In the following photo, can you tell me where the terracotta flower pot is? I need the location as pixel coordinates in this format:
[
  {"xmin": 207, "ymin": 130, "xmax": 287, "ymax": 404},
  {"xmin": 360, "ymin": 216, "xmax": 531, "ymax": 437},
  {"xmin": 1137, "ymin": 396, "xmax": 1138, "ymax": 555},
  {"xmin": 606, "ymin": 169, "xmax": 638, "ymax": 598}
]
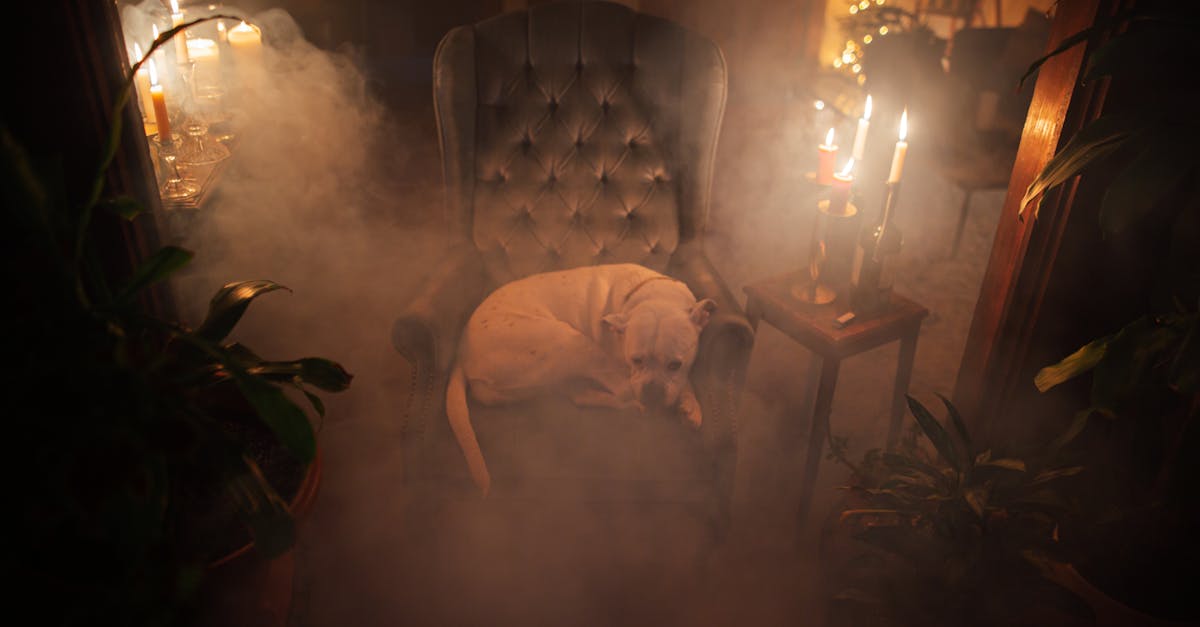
[{"xmin": 196, "ymin": 448, "xmax": 323, "ymax": 627}]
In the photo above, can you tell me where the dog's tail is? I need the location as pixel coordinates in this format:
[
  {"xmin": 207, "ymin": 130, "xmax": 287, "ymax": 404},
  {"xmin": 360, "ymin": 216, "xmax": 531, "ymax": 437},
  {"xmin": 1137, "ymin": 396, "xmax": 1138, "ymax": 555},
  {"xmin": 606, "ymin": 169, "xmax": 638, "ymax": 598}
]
[{"xmin": 445, "ymin": 364, "xmax": 491, "ymax": 496}]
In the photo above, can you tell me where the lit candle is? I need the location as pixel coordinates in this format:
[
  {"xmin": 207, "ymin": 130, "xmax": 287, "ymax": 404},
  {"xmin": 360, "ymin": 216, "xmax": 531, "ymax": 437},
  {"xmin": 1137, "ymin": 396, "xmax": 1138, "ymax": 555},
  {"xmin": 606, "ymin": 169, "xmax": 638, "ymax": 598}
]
[
  {"xmin": 850, "ymin": 94, "xmax": 872, "ymax": 161},
  {"xmin": 169, "ymin": 0, "xmax": 189, "ymax": 64},
  {"xmin": 149, "ymin": 59, "xmax": 172, "ymax": 142},
  {"xmin": 829, "ymin": 158, "xmax": 855, "ymax": 216},
  {"xmin": 887, "ymin": 109, "xmax": 909, "ymax": 184},
  {"xmin": 132, "ymin": 43, "xmax": 155, "ymax": 123},
  {"xmin": 817, "ymin": 127, "xmax": 837, "ymax": 185},
  {"xmin": 216, "ymin": 20, "xmax": 227, "ymax": 43},
  {"xmin": 228, "ymin": 21, "xmax": 263, "ymax": 65},
  {"xmin": 186, "ymin": 38, "xmax": 221, "ymax": 86}
]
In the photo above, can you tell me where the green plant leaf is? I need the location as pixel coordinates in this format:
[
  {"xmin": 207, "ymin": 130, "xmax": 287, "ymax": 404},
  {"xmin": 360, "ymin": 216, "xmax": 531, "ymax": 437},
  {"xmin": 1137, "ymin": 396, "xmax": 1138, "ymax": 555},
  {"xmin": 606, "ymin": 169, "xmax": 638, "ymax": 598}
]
[
  {"xmin": 1169, "ymin": 316, "xmax": 1200, "ymax": 393},
  {"xmin": 1090, "ymin": 316, "xmax": 1182, "ymax": 412},
  {"xmin": 298, "ymin": 386, "xmax": 326, "ymax": 418},
  {"xmin": 963, "ymin": 484, "xmax": 989, "ymax": 518},
  {"xmin": 977, "ymin": 458, "xmax": 1027, "ymax": 472},
  {"xmin": 1035, "ymin": 336, "xmax": 1111, "ymax": 392},
  {"xmin": 1018, "ymin": 27, "xmax": 1094, "ymax": 90},
  {"xmin": 1083, "ymin": 28, "xmax": 1169, "ymax": 84},
  {"xmin": 234, "ymin": 374, "xmax": 316, "ymax": 463},
  {"xmin": 244, "ymin": 358, "xmax": 352, "ymax": 392},
  {"xmin": 115, "ymin": 246, "xmax": 193, "ymax": 303},
  {"xmin": 1047, "ymin": 408, "xmax": 1095, "ymax": 451},
  {"xmin": 226, "ymin": 455, "xmax": 296, "ymax": 559},
  {"xmin": 1031, "ymin": 466, "xmax": 1084, "ymax": 485},
  {"xmin": 195, "ymin": 280, "xmax": 289, "ymax": 343},
  {"xmin": 97, "ymin": 195, "xmax": 144, "ymax": 220},
  {"xmin": 905, "ymin": 396, "xmax": 962, "ymax": 472},
  {"xmin": 936, "ymin": 394, "xmax": 971, "ymax": 455},
  {"xmin": 1021, "ymin": 116, "xmax": 1136, "ymax": 217},
  {"xmin": 1099, "ymin": 138, "xmax": 1193, "ymax": 233}
]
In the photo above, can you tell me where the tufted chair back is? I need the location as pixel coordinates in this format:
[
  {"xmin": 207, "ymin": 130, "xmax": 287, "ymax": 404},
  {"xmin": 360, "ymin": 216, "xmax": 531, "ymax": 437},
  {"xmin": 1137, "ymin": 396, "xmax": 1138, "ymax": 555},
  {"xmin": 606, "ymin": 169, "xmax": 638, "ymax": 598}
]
[{"xmin": 433, "ymin": 1, "xmax": 726, "ymax": 286}]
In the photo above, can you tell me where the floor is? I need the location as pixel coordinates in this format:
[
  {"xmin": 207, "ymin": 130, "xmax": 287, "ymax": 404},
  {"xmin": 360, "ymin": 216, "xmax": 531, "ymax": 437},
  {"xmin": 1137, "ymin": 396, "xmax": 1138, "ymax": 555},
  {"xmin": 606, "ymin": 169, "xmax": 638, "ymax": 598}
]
[{"xmin": 165, "ymin": 36, "xmax": 1006, "ymax": 624}]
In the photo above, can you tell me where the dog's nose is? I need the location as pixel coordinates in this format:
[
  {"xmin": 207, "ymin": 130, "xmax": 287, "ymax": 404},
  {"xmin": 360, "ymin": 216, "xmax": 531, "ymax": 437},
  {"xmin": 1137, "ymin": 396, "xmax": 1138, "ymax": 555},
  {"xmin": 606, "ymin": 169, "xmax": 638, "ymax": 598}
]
[{"xmin": 641, "ymin": 381, "xmax": 666, "ymax": 407}]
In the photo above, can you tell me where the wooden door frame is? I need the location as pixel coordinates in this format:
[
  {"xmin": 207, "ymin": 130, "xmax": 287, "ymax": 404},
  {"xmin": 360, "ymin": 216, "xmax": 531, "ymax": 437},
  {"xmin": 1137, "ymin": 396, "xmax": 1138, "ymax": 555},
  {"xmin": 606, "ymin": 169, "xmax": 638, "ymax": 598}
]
[{"xmin": 953, "ymin": 0, "xmax": 1115, "ymax": 429}]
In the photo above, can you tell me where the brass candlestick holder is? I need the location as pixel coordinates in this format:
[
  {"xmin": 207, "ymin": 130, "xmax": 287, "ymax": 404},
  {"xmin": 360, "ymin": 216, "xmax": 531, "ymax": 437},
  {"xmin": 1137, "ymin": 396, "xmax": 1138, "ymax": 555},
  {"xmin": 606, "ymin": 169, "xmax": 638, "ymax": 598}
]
[{"xmin": 793, "ymin": 197, "xmax": 861, "ymax": 305}]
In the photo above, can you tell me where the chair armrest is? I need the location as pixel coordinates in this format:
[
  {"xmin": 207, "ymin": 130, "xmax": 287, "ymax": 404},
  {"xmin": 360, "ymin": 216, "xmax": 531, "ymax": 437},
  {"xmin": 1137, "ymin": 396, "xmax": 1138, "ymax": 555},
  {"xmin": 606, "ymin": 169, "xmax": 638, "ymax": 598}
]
[
  {"xmin": 669, "ymin": 244, "xmax": 754, "ymax": 367},
  {"xmin": 391, "ymin": 245, "xmax": 487, "ymax": 374}
]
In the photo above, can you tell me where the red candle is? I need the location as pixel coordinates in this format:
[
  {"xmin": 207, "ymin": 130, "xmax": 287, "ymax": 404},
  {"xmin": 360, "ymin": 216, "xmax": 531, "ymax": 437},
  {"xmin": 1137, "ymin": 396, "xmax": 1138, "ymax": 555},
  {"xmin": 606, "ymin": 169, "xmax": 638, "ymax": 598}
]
[
  {"xmin": 817, "ymin": 127, "xmax": 837, "ymax": 185},
  {"xmin": 828, "ymin": 158, "xmax": 855, "ymax": 215}
]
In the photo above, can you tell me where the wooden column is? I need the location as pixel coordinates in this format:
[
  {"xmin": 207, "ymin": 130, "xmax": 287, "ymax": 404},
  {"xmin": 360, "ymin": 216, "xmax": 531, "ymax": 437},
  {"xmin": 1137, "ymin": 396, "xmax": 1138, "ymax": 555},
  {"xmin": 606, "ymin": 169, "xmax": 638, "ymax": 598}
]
[{"xmin": 953, "ymin": 0, "xmax": 1116, "ymax": 437}]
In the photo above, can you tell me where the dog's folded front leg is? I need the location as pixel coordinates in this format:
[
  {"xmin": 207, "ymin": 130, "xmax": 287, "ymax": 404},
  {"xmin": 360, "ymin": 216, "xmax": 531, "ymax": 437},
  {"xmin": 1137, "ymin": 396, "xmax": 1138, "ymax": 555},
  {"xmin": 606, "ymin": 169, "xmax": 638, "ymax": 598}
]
[
  {"xmin": 570, "ymin": 386, "xmax": 644, "ymax": 412},
  {"xmin": 677, "ymin": 382, "xmax": 702, "ymax": 429}
]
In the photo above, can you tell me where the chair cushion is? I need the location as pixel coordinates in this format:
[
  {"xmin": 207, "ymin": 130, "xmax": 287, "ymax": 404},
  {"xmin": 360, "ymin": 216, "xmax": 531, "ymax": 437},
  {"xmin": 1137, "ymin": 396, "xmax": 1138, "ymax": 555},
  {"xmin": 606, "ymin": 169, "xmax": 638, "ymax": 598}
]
[{"xmin": 470, "ymin": 2, "xmax": 683, "ymax": 284}]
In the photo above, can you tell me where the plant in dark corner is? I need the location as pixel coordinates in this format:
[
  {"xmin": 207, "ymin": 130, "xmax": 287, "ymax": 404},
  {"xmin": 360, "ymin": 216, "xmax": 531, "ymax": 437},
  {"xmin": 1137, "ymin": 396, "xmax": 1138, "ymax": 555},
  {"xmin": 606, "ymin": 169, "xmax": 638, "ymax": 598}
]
[
  {"xmin": 824, "ymin": 396, "xmax": 1089, "ymax": 627},
  {"xmin": 1016, "ymin": 0, "xmax": 1200, "ymax": 620},
  {"xmin": 3, "ymin": 17, "xmax": 351, "ymax": 626}
]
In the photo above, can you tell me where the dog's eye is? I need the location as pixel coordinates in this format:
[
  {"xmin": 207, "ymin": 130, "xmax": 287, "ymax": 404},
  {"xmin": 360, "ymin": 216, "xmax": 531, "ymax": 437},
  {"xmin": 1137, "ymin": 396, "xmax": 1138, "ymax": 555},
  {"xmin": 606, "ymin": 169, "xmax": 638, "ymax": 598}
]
[
  {"xmin": 667, "ymin": 360, "xmax": 682, "ymax": 371},
  {"xmin": 632, "ymin": 356, "xmax": 644, "ymax": 367}
]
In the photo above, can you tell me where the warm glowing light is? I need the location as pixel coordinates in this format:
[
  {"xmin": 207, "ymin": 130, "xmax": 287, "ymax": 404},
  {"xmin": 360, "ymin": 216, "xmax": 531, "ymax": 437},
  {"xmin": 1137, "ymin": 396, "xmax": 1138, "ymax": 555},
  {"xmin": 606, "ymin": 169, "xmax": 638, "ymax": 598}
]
[
  {"xmin": 863, "ymin": 34, "xmax": 873, "ymax": 44},
  {"xmin": 169, "ymin": 0, "xmax": 180, "ymax": 13},
  {"xmin": 842, "ymin": 51, "xmax": 854, "ymax": 63},
  {"xmin": 839, "ymin": 157, "xmax": 856, "ymax": 177},
  {"xmin": 152, "ymin": 24, "xmax": 160, "ymax": 40},
  {"xmin": 879, "ymin": 25, "xmax": 889, "ymax": 35},
  {"xmin": 814, "ymin": 100, "xmax": 825, "ymax": 111},
  {"xmin": 824, "ymin": 128, "xmax": 835, "ymax": 147},
  {"xmin": 232, "ymin": 21, "xmax": 256, "ymax": 35},
  {"xmin": 899, "ymin": 108, "xmax": 908, "ymax": 140},
  {"xmin": 833, "ymin": 58, "xmax": 843, "ymax": 68},
  {"xmin": 132, "ymin": 42, "xmax": 144, "ymax": 66},
  {"xmin": 217, "ymin": 21, "xmax": 226, "ymax": 33},
  {"xmin": 849, "ymin": 5, "xmax": 859, "ymax": 14},
  {"xmin": 859, "ymin": 0, "xmax": 870, "ymax": 9},
  {"xmin": 846, "ymin": 39, "xmax": 854, "ymax": 47},
  {"xmin": 857, "ymin": 74, "xmax": 867, "ymax": 85},
  {"xmin": 878, "ymin": 0, "xmax": 886, "ymax": 4},
  {"xmin": 863, "ymin": 95, "xmax": 873, "ymax": 120},
  {"xmin": 852, "ymin": 64, "xmax": 862, "ymax": 74},
  {"xmin": 148, "ymin": 58, "xmax": 159, "ymax": 85}
]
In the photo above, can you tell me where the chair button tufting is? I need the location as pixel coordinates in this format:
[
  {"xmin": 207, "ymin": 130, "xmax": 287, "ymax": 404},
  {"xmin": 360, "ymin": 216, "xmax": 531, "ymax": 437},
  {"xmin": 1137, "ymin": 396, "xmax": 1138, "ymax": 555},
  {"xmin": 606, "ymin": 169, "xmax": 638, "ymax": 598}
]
[
  {"xmin": 600, "ymin": 172, "xmax": 608, "ymax": 183},
  {"xmin": 548, "ymin": 99, "xmax": 558, "ymax": 112},
  {"xmin": 575, "ymin": 138, "xmax": 585, "ymax": 147},
  {"xmin": 601, "ymin": 100, "xmax": 610, "ymax": 113}
]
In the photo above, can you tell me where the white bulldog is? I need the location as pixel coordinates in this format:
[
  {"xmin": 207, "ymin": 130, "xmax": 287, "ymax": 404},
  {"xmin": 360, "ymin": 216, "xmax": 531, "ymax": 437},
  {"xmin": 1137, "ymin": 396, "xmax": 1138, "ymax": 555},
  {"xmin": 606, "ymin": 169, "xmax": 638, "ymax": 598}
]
[{"xmin": 445, "ymin": 263, "xmax": 716, "ymax": 496}]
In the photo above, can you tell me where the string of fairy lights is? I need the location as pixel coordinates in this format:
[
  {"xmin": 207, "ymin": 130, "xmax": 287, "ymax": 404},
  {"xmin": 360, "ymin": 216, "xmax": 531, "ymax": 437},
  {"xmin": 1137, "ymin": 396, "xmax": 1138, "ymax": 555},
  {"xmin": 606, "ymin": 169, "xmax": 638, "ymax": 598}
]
[{"xmin": 833, "ymin": 0, "xmax": 893, "ymax": 86}]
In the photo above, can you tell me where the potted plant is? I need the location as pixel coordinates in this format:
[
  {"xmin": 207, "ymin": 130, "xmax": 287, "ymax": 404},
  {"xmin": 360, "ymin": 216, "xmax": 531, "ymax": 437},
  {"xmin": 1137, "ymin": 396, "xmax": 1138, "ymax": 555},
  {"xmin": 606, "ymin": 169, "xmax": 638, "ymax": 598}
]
[
  {"xmin": 1016, "ymin": 1, "xmax": 1199, "ymax": 620},
  {"xmin": 822, "ymin": 396, "xmax": 1089, "ymax": 627},
  {"xmin": 6, "ymin": 18, "xmax": 351, "ymax": 627}
]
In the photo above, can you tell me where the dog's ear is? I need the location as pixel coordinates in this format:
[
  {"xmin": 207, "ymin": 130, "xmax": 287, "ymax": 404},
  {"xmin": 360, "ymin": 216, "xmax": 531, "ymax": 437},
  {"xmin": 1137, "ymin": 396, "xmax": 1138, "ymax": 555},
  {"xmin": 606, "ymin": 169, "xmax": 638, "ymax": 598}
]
[
  {"xmin": 690, "ymin": 299, "xmax": 717, "ymax": 329},
  {"xmin": 602, "ymin": 312, "xmax": 629, "ymax": 334}
]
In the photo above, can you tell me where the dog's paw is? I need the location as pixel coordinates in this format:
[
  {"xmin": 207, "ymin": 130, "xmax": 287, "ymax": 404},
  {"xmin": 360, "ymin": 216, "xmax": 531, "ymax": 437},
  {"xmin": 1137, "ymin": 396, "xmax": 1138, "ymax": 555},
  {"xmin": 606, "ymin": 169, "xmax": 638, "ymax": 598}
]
[{"xmin": 677, "ymin": 399, "xmax": 702, "ymax": 430}]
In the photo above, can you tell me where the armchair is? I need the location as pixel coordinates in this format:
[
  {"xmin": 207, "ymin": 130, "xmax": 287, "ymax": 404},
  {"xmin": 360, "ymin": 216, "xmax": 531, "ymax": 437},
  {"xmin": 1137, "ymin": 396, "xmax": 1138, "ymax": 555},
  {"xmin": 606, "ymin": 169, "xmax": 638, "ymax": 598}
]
[{"xmin": 393, "ymin": 1, "xmax": 753, "ymax": 525}]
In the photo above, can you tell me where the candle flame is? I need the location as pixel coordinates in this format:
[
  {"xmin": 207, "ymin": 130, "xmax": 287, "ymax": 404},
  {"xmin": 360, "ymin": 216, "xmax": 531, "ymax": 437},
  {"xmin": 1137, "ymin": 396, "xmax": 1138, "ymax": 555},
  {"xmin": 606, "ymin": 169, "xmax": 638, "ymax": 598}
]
[
  {"xmin": 233, "ymin": 20, "xmax": 255, "ymax": 33},
  {"xmin": 825, "ymin": 127, "xmax": 835, "ymax": 146},
  {"xmin": 863, "ymin": 95, "xmax": 872, "ymax": 120},
  {"xmin": 217, "ymin": 21, "xmax": 226, "ymax": 32},
  {"xmin": 148, "ymin": 58, "xmax": 159, "ymax": 86},
  {"xmin": 169, "ymin": 0, "xmax": 180, "ymax": 14},
  {"xmin": 839, "ymin": 157, "xmax": 856, "ymax": 177},
  {"xmin": 899, "ymin": 109, "xmax": 908, "ymax": 141},
  {"xmin": 132, "ymin": 42, "xmax": 144, "ymax": 66},
  {"xmin": 152, "ymin": 24, "xmax": 160, "ymax": 40}
]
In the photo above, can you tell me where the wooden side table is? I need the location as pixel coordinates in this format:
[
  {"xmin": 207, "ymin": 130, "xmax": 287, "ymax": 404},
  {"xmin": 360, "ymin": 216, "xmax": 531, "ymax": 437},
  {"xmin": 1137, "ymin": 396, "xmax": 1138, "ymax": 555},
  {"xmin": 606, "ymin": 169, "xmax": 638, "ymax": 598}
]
[{"xmin": 743, "ymin": 272, "xmax": 929, "ymax": 533}]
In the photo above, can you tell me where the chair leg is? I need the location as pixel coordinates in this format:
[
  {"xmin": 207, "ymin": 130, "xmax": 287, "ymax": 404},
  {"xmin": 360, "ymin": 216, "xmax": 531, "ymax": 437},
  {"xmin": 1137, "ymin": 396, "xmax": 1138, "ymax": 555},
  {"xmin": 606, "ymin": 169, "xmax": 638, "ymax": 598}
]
[{"xmin": 951, "ymin": 188, "xmax": 973, "ymax": 258}]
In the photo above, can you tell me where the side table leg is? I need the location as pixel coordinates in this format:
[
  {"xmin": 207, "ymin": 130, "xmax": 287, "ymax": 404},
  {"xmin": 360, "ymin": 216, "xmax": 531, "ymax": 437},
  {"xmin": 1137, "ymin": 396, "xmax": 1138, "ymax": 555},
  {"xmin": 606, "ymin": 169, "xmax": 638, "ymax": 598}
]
[
  {"xmin": 796, "ymin": 357, "xmax": 840, "ymax": 537},
  {"xmin": 887, "ymin": 328, "xmax": 920, "ymax": 450}
]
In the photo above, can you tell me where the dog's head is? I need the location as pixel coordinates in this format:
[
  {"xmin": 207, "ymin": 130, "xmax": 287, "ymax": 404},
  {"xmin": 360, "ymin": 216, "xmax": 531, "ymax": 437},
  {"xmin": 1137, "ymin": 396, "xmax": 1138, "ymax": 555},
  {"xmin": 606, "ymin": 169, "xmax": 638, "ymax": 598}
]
[{"xmin": 602, "ymin": 298, "xmax": 716, "ymax": 410}]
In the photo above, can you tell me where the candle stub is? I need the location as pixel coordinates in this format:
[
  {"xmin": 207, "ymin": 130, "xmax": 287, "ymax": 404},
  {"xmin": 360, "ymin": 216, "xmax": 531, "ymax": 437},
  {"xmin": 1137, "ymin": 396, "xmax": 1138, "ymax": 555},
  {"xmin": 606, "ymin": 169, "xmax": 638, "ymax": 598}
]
[{"xmin": 817, "ymin": 127, "xmax": 837, "ymax": 186}]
